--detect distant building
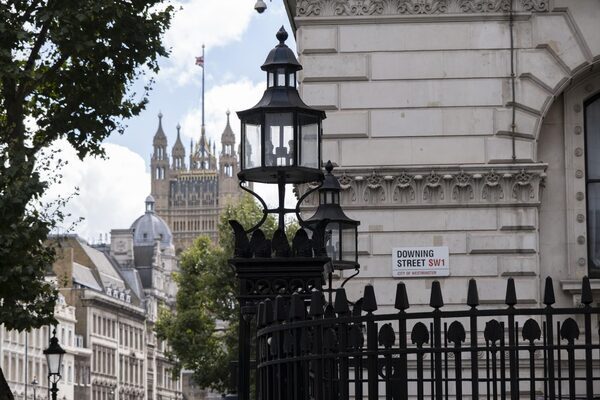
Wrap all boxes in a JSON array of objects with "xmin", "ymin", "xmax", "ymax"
[
  {"xmin": 49, "ymin": 195, "xmax": 183, "ymax": 400},
  {"xmin": 0, "ymin": 293, "xmax": 78, "ymax": 400},
  {"xmin": 150, "ymin": 111, "xmax": 242, "ymax": 252}
]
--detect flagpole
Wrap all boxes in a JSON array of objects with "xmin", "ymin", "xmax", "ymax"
[{"xmin": 201, "ymin": 44, "xmax": 205, "ymax": 134}]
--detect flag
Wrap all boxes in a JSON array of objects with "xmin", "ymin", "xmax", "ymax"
[{"xmin": 195, "ymin": 55, "xmax": 204, "ymax": 68}]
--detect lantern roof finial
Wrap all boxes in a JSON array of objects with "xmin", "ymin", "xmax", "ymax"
[
  {"xmin": 325, "ymin": 160, "xmax": 334, "ymax": 174},
  {"xmin": 276, "ymin": 26, "xmax": 288, "ymax": 44},
  {"xmin": 321, "ymin": 160, "xmax": 341, "ymax": 191}
]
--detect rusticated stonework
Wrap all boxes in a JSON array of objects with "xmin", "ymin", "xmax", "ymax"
[
  {"xmin": 297, "ymin": 164, "xmax": 547, "ymax": 208},
  {"xmin": 295, "ymin": 0, "xmax": 549, "ymax": 16}
]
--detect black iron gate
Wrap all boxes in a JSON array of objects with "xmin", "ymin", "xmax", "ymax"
[{"xmin": 254, "ymin": 277, "xmax": 600, "ymax": 400}]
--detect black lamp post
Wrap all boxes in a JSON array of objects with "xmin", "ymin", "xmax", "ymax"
[
  {"xmin": 237, "ymin": 26, "xmax": 325, "ymax": 230},
  {"xmin": 31, "ymin": 377, "xmax": 38, "ymax": 400},
  {"xmin": 43, "ymin": 330, "xmax": 65, "ymax": 400},
  {"xmin": 231, "ymin": 27, "xmax": 331, "ymax": 400}
]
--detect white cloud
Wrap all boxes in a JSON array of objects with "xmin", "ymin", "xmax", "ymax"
[
  {"xmin": 44, "ymin": 141, "xmax": 150, "ymax": 243},
  {"xmin": 162, "ymin": 0, "xmax": 255, "ymax": 86}
]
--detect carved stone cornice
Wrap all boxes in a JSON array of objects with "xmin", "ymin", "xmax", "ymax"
[
  {"xmin": 296, "ymin": 0, "xmax": 548, "ymax": 17},
  {"xmin": 297, "ymin": 163, "xmax": 547, "ymax": 208}
]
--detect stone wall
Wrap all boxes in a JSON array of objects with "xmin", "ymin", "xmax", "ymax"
[{"xmin": 288, "ymin": 0, "xmax": 600, "ymax": 309}]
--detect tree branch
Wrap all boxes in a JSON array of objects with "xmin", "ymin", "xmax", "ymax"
[
  {"xmin": 16, "ymin": 10, "xmax": 51, "ymax": 100},
  {"xmin": 22, "ymin": 20, "xmax": 50, "ymax": 75}
]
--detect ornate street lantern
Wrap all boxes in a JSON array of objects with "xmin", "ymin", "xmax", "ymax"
[
  {"xmin": 306, "ymin": 161, "xmax": 360, "ymax": 271},
  {"xmin": 236, "ymin": 26, "xmax": 326, "ymax": 230},
  {"xmin": 237, "ymin": 26, "xmax": 325, "ymax": 186},
  {"xmin": 44, "ymin": 330, "xmax": 65, "ymax": 400}
]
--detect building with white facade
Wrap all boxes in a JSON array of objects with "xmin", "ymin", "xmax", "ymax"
[
  {"xmin": 1, "ymin": 146, "xmax": 184, "ymax": 400},
  {"xmin": 0, "ymin": 293, "xmax": 78, "ymax": 400},
  {"xmin": 48, "ymin": 196, "xmax": 182, "ymax": 400},
  {"xmin": 283, "ymin": 0, "xmax": 600, "ymax": 310}
]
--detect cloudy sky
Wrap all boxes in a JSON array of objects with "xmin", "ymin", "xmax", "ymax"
[{"xmin": 50, "ymin": 0, "xmax": 296, "ymax": 242}]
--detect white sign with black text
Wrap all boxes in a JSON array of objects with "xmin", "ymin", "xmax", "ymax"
[{"xmin": 392, "ymin": 247, "xmax": 450, "ymax": 278}]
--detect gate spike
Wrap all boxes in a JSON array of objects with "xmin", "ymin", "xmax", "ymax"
[
  {"xmin": 334, "ymin": 288, "xmax": 350, "ymax": 315},
  {"xmin": 324, "ymin": 304, "xmax": 336, "ymax": 319},
  {"xmin": 394, "ymin": 282, "xmax": 410, "ymax": 311},
  {"xmin": 581, "ymin": 276, "xmax": 593, "ymax": 305},
  {"xmin": 257, "ymin": 301, "xmax": 265, "ymax": 328},
  {"xmin": 309, "ymin": 290, "xmax": 324, "ymax": 317},
  {"xmin": 362, "ymin": 284, "xmax": 378, "ymax": 313},
  {"xmin": 467, "ymin": 278, "xmax": 479, "ymax": 307},
  {"xmin": 505, "ymin": 278, "xmax": 517, "ymax": 306},
  {"xmin": 543, "ymin": 276, "xmax": 555, "ymax": 306},
  {"xmin": 429, "ymin": 281, "xmax": 444, "ymax": 309},
  {"xmin": 274, "ymin": 295, "xmax": 287, "ymax": 321},
  {"xmin": 289, "ymin": 293, "xmax": 306, "ymax": 321},
  {"xmin": 263, "ymin": 298, "xmax": 274, "ymax": 325}
]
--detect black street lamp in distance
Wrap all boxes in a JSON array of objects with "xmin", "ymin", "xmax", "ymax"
[
  {"xmin": 31, "ymin": 376, "xmax": 38, "ymax": 400},
  {"xmin": 43, "ymin": 330, "xmax": 65, "ymax": 400}
]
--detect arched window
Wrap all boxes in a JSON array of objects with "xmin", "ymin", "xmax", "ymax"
[{"xmin": 585, "ymin": 93, "xmax": 600, "ymax": 277}]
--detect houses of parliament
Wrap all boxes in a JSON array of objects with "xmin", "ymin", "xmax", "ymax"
[{"xmin": 150, "ymin": 111, "xmax": 242, "ymax": 253}]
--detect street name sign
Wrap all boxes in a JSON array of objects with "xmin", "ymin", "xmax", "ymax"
[{"xmin": 392, "ymin": 247, "xmax": 449, "ymax": 278}]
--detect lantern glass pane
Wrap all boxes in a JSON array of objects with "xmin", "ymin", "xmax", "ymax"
[
  {"xmin": 326, "ymin": 222, "xmax": 341, "ymax": 262},
  {"xmin": 46, "ymin": 352, "xmax": 63, "ymax": 376},
  {"xmin": 299, "ymin": 114, "xmax": 319, "ymax": 168},
  {"xmin": 265, "ymin": 113, "xmax": 294, "ymax": 167},
  {"xmin": 277, "ymin": 68, "xmax": 286, "ymax": 87},
  {"xmin": 326, "ymin": 192, "xmax": 333, "ymax": 204},
  {"xmin": 288, "ymin": 73, "xmax": 296, "ymax": 87},
  {"xmin": 341, "ymin": 224, "xmax": 357, "ymax": 263},
  {"xmin": 267, "ymin": 72, "xmax": 274, "ymax": 88},
  {"xmin": 243, "ymin": 123, "xmax": 262, "ymax": 169}
]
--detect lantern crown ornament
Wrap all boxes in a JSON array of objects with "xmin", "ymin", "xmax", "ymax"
[{"xmin": 237, "ymin": 26, "xmax": 325, "ymax": 185}]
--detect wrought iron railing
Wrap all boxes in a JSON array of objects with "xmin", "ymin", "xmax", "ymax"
[{"xmin": 255, "ymin": 277, "xmax": 600, "ymax": 400}]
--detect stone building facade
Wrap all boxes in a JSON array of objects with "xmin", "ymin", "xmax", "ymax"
[
  {"xmin": 0, "ymin": 294, "xmax": 78, "ymax": 400},
  {"xmin": 283, "ymin": 0, "xmax": 600, "ymax": 310},
  {"xmin": 50, "ymin": 195, "xmax": 183, "ymax": 400},
  {"xmin": 150, "ymin": 112, "xmax": 242, "ymax": 252}
]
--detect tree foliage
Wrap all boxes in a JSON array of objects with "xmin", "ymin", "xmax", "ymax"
[
  {"xmin": 0, "ymin": 0, "xmax": 173, "ymax": 330},
  {"xmin": 0, "ymin": 1, "xmax": 173, "ymax": 397},
  {"xmin": 156, "ymin": 194, "xmax": 283, "ymax": 393}
]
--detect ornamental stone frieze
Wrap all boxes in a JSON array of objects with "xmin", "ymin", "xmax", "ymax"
[
  {"xmin": 297, "ymin": 164, "xmax": 547, "ymax": 208},
  {"xmin": 295, "ymin": 0, "xmax": 549, "ymax": 17}
]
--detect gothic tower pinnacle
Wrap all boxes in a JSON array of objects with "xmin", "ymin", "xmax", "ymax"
[{"xmin": 151, "ymin": 112, "xmax": 170, "ymax": 211}]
